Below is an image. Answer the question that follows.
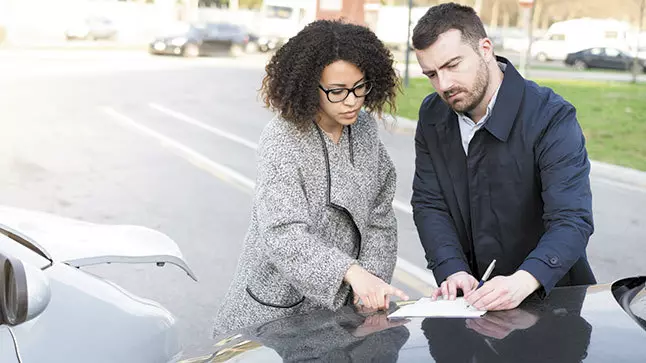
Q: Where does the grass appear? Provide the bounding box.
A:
[396,78,646,171]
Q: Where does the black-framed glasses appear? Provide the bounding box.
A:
[318,81,373,103]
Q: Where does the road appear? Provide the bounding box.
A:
[0,49,645,355]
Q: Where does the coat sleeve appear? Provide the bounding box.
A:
[411,101,471,284]
[357,140,398,283]
[255,132,356,309]
[519,103,594,294]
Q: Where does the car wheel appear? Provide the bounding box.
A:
[182,44,200,58]
[536,52,548,62]
[573,60,587,71]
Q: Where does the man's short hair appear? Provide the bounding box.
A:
[412,2,488,51]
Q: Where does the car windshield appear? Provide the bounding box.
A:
[265,5,293,19]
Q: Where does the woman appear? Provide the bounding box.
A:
[213,19,407,336]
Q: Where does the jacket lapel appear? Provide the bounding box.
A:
[312,124,368,237]
[431,108,473,244]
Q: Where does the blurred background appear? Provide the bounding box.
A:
[1,0,644,61]
[1,0,645,355]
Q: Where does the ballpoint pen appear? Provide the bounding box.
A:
[477,259,496,289]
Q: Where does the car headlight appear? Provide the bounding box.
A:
[170,37,187,47]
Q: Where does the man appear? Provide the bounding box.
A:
[410,3,596,311]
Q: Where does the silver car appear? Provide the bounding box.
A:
[0,205,196,363]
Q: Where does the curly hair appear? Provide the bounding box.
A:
[260,20,400,126]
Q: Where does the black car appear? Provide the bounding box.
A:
[149,22,255,58]
[183,276,646,362]
[565,47,646,73]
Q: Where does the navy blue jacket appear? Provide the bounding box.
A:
[411,57,596,295]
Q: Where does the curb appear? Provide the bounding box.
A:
[388,116,646,190]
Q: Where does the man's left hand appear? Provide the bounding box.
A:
[465,270,541,311]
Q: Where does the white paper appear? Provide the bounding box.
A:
[388,297,486,318]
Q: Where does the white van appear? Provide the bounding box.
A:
[255,0,317,51]
[531,18,631,62]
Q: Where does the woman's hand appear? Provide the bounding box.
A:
[344,264,409,310]
[351,313,410,338]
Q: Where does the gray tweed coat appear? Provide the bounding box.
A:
[213,110,398,336]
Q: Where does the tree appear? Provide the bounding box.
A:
[632,0,645,84]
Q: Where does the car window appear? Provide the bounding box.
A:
[0,232,49,268]
[605,48,621,57]
[590,48,603,56]
[206,24,220,37]
[219,24,239,35]
[549,33,566,41]
[266,5,292,19]
[604,31,619,39]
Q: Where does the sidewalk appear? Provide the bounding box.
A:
[389,116,646,190]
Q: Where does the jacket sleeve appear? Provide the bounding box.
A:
[411,104,471,284]
[357,140,398,283]
[255,133,356,309]
[519,103,594,294]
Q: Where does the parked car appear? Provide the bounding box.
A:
[65,16,118,41]
[187,276,646,362]
[564,47,646,73]
[0,205,196,363]
[149,22,257,58]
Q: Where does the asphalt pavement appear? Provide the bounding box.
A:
[0,49,645,355]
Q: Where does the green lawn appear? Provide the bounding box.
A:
[396,78,646,171]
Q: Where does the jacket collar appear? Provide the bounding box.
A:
[483,56,525,142]
[426,56,525,143]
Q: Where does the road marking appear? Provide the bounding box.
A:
[149,103,259,150]
[102,107,255,193]
[102,106,436,293]
[593,177,646,195]
[148,103,417,216]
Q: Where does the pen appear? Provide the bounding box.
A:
[476,259,496,289]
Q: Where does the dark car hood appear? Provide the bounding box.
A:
[183,277,646,362]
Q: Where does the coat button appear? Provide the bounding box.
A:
[549,256,559,265]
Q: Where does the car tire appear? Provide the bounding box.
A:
[182,44,200,58]
[536,52,548,62]
[573,60,587,71]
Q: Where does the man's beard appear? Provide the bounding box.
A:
[443,57,489,114]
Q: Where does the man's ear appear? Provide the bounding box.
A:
[479,38,494,61]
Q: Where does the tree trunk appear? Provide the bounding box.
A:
[490,0,500,29]
[632,0,645,84]
[532,0,542,31]
[473,0,484,14]
[502,10,510,29]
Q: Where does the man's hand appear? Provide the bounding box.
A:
[431,271,478,300]
[344,264,409,310]
[465,270,541,311]
[465,309,539,339]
